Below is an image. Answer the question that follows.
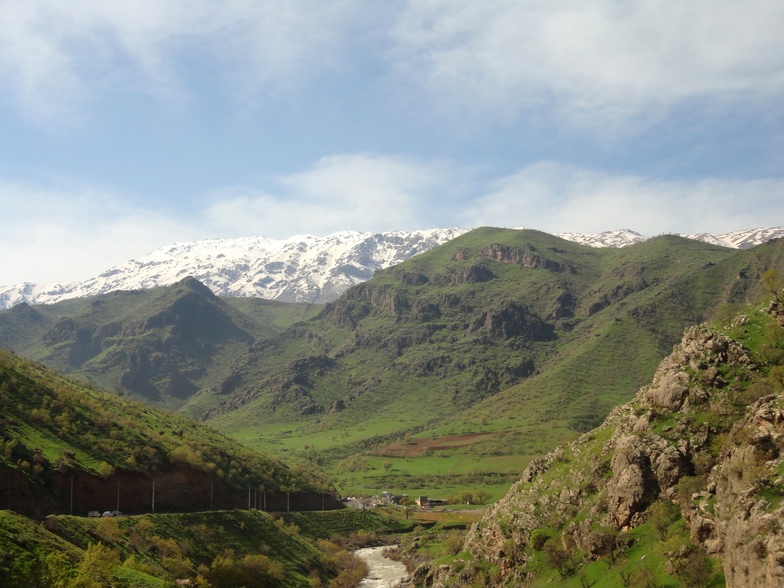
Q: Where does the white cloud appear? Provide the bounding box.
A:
[3,1,781,132]
[0,0,365,123]
[204,153,459,237]
[0,153,459,284]
[0,181,198,284]
[464,162,784,235]
[2,158,782,285]
[388,0,784,130]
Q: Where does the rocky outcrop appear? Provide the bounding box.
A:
[469,303,553,341]
[435,304,784,587]
[205,355,334,418]
[712,396,784,588]
[585,280,650,316]
[393,270,430,286]
[449,265,496,286]
[481,243,568,273]
[607,435,659,528]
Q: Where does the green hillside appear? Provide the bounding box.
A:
[0,508,371,587]
[3,229,783,500]
[200,230,783,494]
[0,278,320,410]
[0,348,336,517]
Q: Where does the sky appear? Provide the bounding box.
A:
[1,0,783,285]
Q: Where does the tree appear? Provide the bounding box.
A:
[530,529,552,551]
[404,504,416,520]
[591,527,625,566]
[41,552,73,588]
[70,542,118,588]
[543,536,577,577]
[474,489,491,505]
[443,531,464,555]
[383,459,393,472]
[96,461,115,479]
[632,565,659,588]
[648,500,679,540]
[762,269,782,301]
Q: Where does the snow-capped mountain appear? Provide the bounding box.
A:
[559,227,784,249]
[682,227,784,250]
[1,226,782,310]
[554,229,648,248]
[0,229,469,309]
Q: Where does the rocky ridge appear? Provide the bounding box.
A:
[421,297,784,587]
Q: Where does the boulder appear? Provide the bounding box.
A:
[645,371,690,411]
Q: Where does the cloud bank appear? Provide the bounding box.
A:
[1,0,781,129]
[0,2,781,285]
[3,158,782,284]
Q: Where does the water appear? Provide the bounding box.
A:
[355,546,409,588]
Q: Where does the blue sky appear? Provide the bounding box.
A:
[1,0,783,285]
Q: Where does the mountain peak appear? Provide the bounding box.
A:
[172,275,215,297]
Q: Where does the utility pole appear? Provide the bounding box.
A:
[248,485,251,510]
[152,481,155,514]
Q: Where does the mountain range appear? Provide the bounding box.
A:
[3,227,783,479]
[3,225,784,585]
[2,226,782,310]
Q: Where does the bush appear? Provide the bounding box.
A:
[647,500,680,540]
[530,528,552,551]
[543,536,577,577]
[442,531,464,555]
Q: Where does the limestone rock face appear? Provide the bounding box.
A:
[645,371,690,411]
[712,396,784,588]
[607,435,658,528]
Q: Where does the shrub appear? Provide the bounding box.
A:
[530,528,552,551]
[543,536,578,577]
[97,461,115,479]
[647,500,680,540]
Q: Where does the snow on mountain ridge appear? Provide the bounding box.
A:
[0,228,469,309]
[554,229,647,248]
[1,226,782,310]
[683,227,784,250]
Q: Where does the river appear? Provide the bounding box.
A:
[355,546,409,588]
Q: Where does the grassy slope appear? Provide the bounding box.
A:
[0,279,322,412]
[207,231,784,496]
[0,348,326,500]
[0,509,340,587]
